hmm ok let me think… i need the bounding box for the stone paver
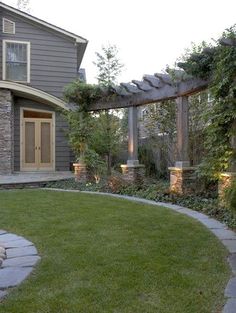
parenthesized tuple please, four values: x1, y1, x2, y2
(223, 299, 236, 313)
(177, 208, 209, 219)
(198, 218, 227, 229)
(225, 277, 236, 297)
(2, 255, 40, 268)
(1, 239, 33, 249)
(0, 233, 22, 242)
(228, 254, 236, 274)
(211, 229, 236, 240)
(156, 202, 184, 211)
(7, 246, 38, 259)
(222, 240, 236, 253)
(0, 267, 33, 288)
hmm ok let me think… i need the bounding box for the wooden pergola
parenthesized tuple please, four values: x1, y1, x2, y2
(79, 38, 235, 193)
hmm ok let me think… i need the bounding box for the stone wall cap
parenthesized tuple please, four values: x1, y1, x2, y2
(168, 166, 197, 171)
(120, 164, 145, 169)
(220, 172, 236, 177)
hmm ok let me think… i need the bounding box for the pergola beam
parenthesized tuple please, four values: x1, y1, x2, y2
(88, 77, 208, 111)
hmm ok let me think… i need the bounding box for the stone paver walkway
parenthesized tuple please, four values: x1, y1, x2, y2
(0, 230, 40, 299)
(0, 171, 73, 185)
(45, 188, 236, 313)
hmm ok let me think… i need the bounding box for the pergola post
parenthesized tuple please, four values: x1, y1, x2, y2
(127, 106, 139, 165)
(121, 106, 145, 184)
(175, 96, 190, 168)
(169, 96, 196, 194)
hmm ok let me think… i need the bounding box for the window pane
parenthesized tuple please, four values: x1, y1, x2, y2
(6, 63, 27, 81)
(23, 110, 52, 119)
(6, 43, 27, 62)
(5, 42, 28, 81)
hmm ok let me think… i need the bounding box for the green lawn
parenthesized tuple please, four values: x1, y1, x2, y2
(0, 190, 230, 313)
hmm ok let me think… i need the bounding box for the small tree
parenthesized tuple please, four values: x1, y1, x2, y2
(94, 44, 123, 87)
(64, 81, 101, 162)
(93, 44, 123, 175)
(17, 0, 30, 12)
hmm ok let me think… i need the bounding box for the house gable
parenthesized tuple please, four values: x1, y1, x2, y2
(0, 3, 88, 99)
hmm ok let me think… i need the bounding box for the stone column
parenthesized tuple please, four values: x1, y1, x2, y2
(0, 89, 14, 174)
(121, 106, 145, 184)
(169, 96, 196, 194)
(73, 162, 87, 183)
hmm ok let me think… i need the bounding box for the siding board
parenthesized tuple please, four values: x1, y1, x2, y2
(1, 9, 79, 98)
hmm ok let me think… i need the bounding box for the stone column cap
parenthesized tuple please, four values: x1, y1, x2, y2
(121, 164, 145, 169)
(220, 172, 236, 177)
(168, 166, 197, 171)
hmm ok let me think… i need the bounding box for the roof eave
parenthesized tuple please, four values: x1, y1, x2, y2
(0, 1, 88, 44)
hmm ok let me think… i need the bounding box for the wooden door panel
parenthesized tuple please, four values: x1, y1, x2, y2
(39, 121, 52, 167)
(22, 120, 37, 169)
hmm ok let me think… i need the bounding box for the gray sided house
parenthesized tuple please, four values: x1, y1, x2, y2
(0, 2, 88, 174)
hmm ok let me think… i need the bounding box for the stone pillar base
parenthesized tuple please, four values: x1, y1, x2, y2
(73, 163, 87, 183)
(218, 172, 236, 205)
(169, 166, 197, 195)
(121, 164, 145, 184)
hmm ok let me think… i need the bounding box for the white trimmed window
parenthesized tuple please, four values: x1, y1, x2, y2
(3, 40, 30, 83)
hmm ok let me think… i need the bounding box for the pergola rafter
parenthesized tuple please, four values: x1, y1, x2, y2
(89, 74, 209, 111)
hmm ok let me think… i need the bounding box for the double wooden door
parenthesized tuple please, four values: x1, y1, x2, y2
(22, 117, 54, 171)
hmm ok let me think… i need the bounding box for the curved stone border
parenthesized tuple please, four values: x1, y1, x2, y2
(45, 188, 236, 313)
(0, 230, 40, 300)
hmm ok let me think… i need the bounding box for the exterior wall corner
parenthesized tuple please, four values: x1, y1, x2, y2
(0, 89, 14, 174)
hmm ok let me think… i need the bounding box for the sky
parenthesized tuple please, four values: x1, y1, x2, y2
(2, 0, 236, 84)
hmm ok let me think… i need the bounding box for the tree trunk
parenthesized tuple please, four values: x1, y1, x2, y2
(107, 152, 112, 176)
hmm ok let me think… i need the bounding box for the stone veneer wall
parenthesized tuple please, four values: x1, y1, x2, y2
(0, 89, 14, 174)
(218, 172, 236, 205)
(73, 163, 88, 183)
(121, 165, 145, 184)
(169, 167, 197, 194)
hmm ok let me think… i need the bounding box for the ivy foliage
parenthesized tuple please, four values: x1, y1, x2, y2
(178, 25, 236, 178)
(64, 81, 103, 111)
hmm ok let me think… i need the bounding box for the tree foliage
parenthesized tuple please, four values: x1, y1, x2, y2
(17, 0, 30, 12)
(94, 44, 123, 86)
(93, 44, 124, 175)
(63, 82, 102, 161)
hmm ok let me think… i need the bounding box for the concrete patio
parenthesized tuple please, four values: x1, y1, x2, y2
(0, 172, 73, 189)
